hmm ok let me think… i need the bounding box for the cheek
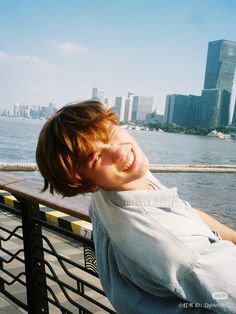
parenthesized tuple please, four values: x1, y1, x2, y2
(97, 165, 116, 178)
(96, 168, 122, 186)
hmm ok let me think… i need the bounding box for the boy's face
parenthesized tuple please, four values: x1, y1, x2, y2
(78, 125, 149, 191)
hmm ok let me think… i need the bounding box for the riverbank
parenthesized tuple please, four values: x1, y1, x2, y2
(147, 121, 236, 136)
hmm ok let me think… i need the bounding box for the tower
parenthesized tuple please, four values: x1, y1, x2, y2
(91, 88, 105, 104)
(232, 99, 236, 125)
(201, 40, 236, 127)
(124, 92, 135, 122)
(114, 96, 125, 121)
(131, 96, 154, 121)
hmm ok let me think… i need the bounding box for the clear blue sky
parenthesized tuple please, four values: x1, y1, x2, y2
(0, 0, 236, 113)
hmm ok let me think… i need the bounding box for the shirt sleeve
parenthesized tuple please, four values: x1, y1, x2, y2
(180, 239, 236, 313)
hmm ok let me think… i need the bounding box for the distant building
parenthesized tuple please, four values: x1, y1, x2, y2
(23, 105, 30, 118)
(131, 96, 154, 121)
(13, 102, 21, 116)
(13, 103, 31, 118)
(188, 95, 202, 127)
(230, 99, 236, 126)
(204, 40, 236, 92)
(92, 88, 105, 104)
(127, 92, 135, 98)
(146, 109, 164, 123)
(200, 39, 236, 127)
(164, 94, 201, 128)
(104, 97, 112, 108)
(30, 105, 40, 119)
(200, 89, 230, 128)
(164, 94, 189, 126)
(114, 96, 125, 121)
(124, 92, 135, 122)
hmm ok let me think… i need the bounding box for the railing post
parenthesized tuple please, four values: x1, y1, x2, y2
(21, 200, 49, 314)
(0, 238, 4, 293)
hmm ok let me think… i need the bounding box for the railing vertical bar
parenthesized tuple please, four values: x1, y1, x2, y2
(0, 237, 5, 293)
(21, 200, 49, 314)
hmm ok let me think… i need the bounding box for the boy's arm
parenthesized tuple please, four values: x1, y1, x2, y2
(196, 208, 236, 244)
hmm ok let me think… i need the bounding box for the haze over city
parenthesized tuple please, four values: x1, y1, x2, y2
(0, 0, 236, 113)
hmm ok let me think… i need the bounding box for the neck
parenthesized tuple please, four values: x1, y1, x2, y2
(103, 177, 154, 191)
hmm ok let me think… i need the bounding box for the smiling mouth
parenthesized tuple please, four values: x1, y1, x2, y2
(123, 151, 135, 172)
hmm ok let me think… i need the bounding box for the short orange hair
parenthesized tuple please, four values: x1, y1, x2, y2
(36, 100, 119, 196)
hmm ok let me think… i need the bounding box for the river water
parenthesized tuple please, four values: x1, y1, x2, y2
(0, 117, 236, 228)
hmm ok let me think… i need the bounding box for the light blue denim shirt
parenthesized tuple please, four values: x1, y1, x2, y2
(89, 172, 236, 313)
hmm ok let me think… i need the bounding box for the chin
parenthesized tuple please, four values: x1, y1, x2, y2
(142, 165, 149, 176)
(142, 156, 149, 171)
(135, 162, 149, 178)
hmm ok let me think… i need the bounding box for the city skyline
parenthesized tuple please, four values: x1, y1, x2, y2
(0, 0, 236, 113)
(164, 40, 236, 128)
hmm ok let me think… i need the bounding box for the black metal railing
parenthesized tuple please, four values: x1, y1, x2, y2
(0, 173, 115, 313)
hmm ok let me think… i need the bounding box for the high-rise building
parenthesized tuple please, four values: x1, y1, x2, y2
(91, 88, 105, 103)
(204, 40, 236, 92)
(114, 96, 125, 121)
(124, 92, 135, 122)
(104, 97, 112, 108)
(232, 99, 236, 125)
(164, 94, 189, 126)
(200, 40, 236, 127)
(164, 94, 202, 127)
(200, 89, 230, 128)
(188, 95, 202, 127)
(131, 96, 154, 121)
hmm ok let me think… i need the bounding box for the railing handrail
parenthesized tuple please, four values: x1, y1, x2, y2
(0, 172, 91, 222)
(1, 162, 236, 173)
(149, 164, 236, 173)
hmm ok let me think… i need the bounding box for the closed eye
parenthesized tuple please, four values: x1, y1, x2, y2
(92, 154, 101, 168)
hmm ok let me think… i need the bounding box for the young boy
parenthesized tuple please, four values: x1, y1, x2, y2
(36, 100, 236, 313)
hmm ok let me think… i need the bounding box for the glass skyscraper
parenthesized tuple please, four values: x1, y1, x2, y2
(204, 40, 236, 92)
(164, 94, 201, 128)
(201, 40, 236, 127)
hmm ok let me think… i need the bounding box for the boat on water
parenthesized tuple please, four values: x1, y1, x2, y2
(132, 125, 141, 130)
(207, 130, 231, 139)
(140, 126, 149, 131)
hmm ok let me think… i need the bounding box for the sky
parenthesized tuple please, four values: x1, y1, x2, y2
(0, 0, 236, 113)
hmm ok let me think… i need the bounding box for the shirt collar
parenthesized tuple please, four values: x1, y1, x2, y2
(99, 187, 179, 208)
